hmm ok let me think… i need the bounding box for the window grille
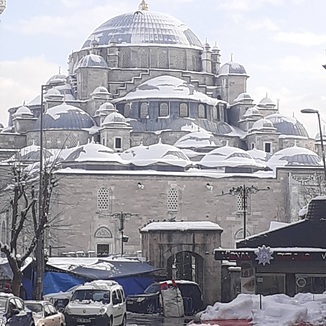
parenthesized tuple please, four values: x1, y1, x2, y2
(167, 187, 179, 212)
(236, 192, 251, 215)
(97, 188, 111, 211)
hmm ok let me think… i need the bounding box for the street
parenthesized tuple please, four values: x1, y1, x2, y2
(127, 312, 194, 325)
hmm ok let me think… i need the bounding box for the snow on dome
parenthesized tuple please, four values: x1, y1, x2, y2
(7, 144, 52, 163)
(219, 61, 247, 75)
(113, 75, 220, 106)
(234, 93, 253, 103)
(90, 86, 111, 98)
(44, 88, 64, 100)
(199, 144, 265, 169)
(249, 118, 276, 132)
(82, 10, 202, 49)
(14, 105, 33, 118)
(64, 142, 126, 164)
(265, 113, 309, 138)
(243, 107, 262, 118)
(258, 96, 275, 107)
(97, 102, 115, 112)
(268, 145, 322, 171)
(34, 103, 95, 130)
(102, 111, 127, 125)
(120, 141, 192, 168)
(141, 221, 222, 232)
(174, 130, 221, 149)
(78, 54, 108, 69)
(46, 74, 67, 86)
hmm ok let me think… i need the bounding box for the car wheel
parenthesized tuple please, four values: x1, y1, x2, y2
(146, 301, 156, 314)
(120, 314, 127, 326)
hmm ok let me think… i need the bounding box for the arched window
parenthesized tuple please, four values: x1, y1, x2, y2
(1, 221, 5, 243)
(159, 103, 169, 117)
(140, 102, 149, 118)
(198, 104, 206, 118)
(179, 103, 188, 117)
(124, 103, 131, 118)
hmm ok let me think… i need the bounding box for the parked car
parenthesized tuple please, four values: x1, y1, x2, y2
(126, 280, 204, 316)
(25, 300, 65, 326)
(64, 280, 127, 326)
(0, 292, 34, 325)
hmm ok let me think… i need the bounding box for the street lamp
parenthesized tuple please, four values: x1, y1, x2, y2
(301, 108, 326, 180)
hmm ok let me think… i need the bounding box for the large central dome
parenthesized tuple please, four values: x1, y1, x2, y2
(82, 10, 202, 49)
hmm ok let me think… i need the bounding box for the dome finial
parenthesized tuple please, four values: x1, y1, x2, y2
(230, 53, 233, 62)
(138, 0, 149, 11)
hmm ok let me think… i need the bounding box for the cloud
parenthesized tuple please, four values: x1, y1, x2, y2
(217, 0, 285, 11)
(274, 32, 326, 46)
(246, 18, 279, 32)
(0, 57, 59, 125)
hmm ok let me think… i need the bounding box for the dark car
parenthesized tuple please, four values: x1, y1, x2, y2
(126, 280, 204, 316)
(0, 293, 34, 325)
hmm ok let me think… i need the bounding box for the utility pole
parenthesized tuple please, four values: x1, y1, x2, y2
(110, 212, 138, 256)
(225, 185, 270, 239)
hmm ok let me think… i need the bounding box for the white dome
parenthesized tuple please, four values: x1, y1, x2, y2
(219, 61, 247, 75)
(14, 105, 33, 118)
(78, 54, 108, 68)
(243, 107, 262, 118)
(234, 93, 253, 103)
(98, 102, 115, 112)
(174, 130, 221, 149)
(103, 111, 127, 125)
(91, 86, 111, 98)
(250, 118, 276, 132)
(268, 145, 322, 171)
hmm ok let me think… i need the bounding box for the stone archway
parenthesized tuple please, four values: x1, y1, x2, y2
(140, 221, 223, 305)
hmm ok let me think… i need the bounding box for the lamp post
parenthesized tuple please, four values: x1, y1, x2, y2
(301, 108, 326, 180)
(226, 185, 270, 239)
(35, 84, 47, 300)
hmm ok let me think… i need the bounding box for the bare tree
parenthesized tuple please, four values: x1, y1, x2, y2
(0, 161, 57, 296)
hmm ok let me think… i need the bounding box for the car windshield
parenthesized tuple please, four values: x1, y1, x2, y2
(71, 289, 110, 303)
(144, 283, 161, 294)
(0, 298, 6, 312)
(25, 303, 43, 313)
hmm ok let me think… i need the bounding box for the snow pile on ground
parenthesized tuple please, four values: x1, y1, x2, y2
(199, 293, 326, 325)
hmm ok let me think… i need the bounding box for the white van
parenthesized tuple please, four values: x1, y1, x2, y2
(64, 280, 126, 326)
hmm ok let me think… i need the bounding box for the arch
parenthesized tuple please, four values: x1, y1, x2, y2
(94, 226, 112, 238)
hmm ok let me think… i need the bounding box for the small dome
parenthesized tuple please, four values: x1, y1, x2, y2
(243, 107, 262, 118)
(102, 111, 128, 125)
(258, 96, 275, 107)
(14, 105, 33, 118)
(77, 54, 108, 69)
(34, 103, 95, 130)
(46, 74, 67, 86)
(265, 114, 309, 138)
(8, 144, 52, 163)
(219, 61, 247, 75)
(98, 102, 115, 112)
(268, 146, 322, 170)
(44, 88, 64, 100)
(250, 118, 276, 132)
(90, 86, 111, 98)
(234, 93, 253, 103)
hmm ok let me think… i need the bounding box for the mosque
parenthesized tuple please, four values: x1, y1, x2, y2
(0, 1, 324, 289)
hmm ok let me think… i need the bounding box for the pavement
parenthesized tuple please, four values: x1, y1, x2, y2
(127, 312, 194, 325)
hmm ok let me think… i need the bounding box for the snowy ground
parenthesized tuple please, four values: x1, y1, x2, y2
(193, 293, 326, 326)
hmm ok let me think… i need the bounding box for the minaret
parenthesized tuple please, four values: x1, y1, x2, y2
(0, 0, 6, 15)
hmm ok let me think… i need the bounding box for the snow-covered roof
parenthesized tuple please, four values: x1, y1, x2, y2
(249, 118, 277, 133)
(265, 113, 309, 138)
(102, 111, 129, 126)
(268, 145, 322, 170)
(90, 86, 111, 98)
(141, 221, 222, 232)
(64, 142, 127, 164)
(82, 10, 202, 49)
(199, 145, 265, 169)
(120, 141, 192, 168)
(6, 144, 53, 163)
(174, 130, 221, 149)
(113, 75, 220, 106)
(246, 148, 271, 162)
(243, 107, 261, 118)
(258, 95, 275, 107)
(234, 93, 253, 103)
(14, 105, 33, 118)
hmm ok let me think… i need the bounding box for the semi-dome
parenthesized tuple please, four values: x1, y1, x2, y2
(34, 103, 95, 130)
(265, 114, 309, 138)
(268, 146, 322, 170)
(82, 10, 202, 49)
(219, 61, 247, 75)
(77, 54, 108, 69)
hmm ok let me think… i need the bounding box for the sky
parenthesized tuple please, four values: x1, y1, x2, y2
(1, 0, 326, 137)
